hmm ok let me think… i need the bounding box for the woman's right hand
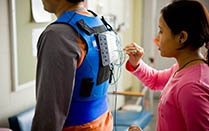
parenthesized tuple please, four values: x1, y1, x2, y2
(123, 43, 144, 68)
(128, 125, 143, 131)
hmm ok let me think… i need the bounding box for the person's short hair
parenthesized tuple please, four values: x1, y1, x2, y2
(67, 0, 84, 3)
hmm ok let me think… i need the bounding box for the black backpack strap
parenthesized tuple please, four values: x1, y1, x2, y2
(76, 19, 96, 35)
(76, 19, 107, 35)
(101, 16, 114, 31)
(88, 10, 114, 31)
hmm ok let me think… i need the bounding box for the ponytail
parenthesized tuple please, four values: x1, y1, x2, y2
(202, 4, 209, 65)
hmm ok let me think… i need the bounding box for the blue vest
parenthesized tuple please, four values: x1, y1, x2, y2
(55, 10, 111, 126)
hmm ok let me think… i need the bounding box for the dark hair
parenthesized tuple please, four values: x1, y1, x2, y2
(67, 0, 84, 3)
(161, 0, 209, 64)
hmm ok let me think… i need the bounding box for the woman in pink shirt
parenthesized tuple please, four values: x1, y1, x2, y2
(124, 1, 209, 131)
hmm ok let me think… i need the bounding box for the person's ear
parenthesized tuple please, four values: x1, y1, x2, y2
(178, 31, 188, 44)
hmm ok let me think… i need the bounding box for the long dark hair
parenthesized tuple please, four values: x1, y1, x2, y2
(161, 0, 209, 65)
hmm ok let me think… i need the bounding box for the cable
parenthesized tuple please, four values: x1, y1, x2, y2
(109, 33, 127, 85)
(111, 67, 118, 131)
(108, 33, 127, 131)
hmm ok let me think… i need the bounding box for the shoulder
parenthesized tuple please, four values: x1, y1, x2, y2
(176, 64, 209, 83)
(37, 23, 82, 57)
(39, 23, 79, 46)
(44, 23, 77, 36)
(179, 64, 209, 87)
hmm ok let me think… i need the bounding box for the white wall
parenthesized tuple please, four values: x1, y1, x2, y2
(142, 0, 176, 70)
(0, 0, 36, 127)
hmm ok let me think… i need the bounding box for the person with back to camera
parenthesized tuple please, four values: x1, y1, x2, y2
(31, 0, 114, 130)
(124, 0, 209, 131)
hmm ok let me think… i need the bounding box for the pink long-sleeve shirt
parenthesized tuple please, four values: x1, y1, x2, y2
(126, 60, 209, 131)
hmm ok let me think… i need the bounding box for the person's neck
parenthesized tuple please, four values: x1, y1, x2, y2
(55, 2, 84, 18)
(174, 50, 205, 76)
(176, 50, 204, 68)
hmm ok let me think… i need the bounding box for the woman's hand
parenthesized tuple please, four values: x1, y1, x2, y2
(128, 125, 143, 131)
(123, 43, 144, 68)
